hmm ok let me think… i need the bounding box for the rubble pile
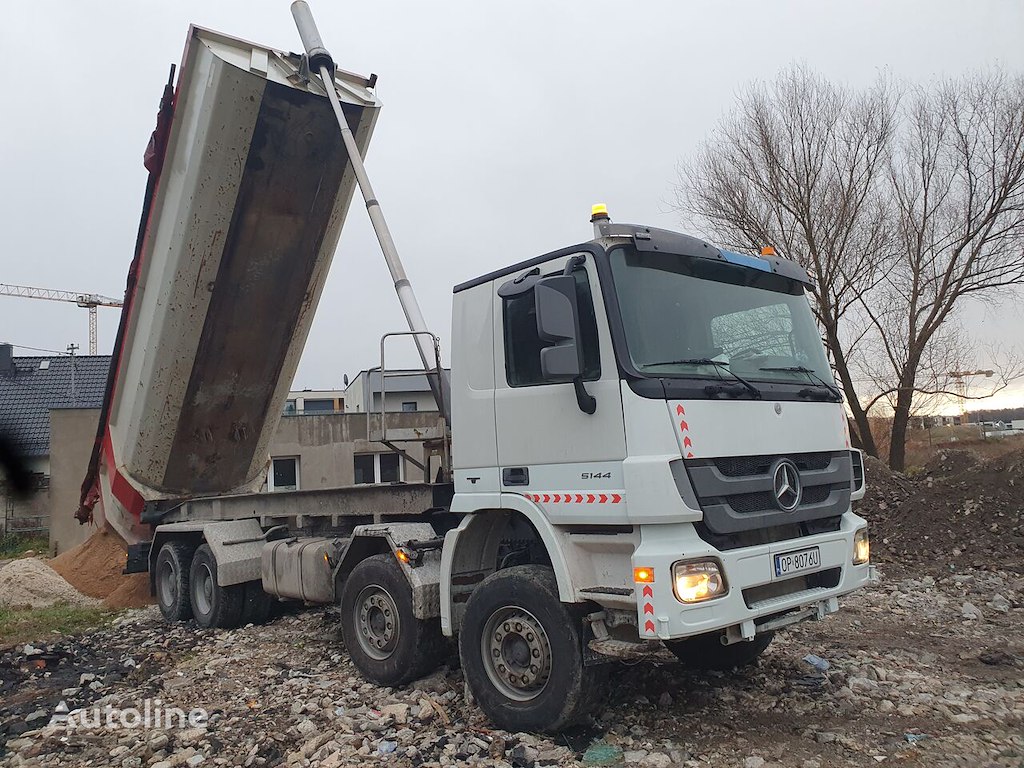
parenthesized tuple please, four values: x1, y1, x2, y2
(858, 449, 1024, 574)
(1, 571, 1021, 767)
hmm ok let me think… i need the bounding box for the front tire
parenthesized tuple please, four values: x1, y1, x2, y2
(665, 630, 774, 670)
(339, 554, 446, 687)
(155, 541, 194, 622)
(189, 544, 245, 629)
(459, 565, 606, 732)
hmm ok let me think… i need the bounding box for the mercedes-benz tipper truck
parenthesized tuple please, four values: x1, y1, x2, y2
(76, 3, 876, 732)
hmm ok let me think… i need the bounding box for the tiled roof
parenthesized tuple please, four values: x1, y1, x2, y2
(0, 355, 110, 457)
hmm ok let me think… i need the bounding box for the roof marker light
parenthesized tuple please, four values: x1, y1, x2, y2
(761, 246, 776, 257)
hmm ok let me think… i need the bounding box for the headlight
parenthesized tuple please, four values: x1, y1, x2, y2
(672, 560, 727, 603)
(853, 528, 870, 565)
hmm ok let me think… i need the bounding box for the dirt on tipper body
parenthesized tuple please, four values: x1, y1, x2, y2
(857, 448, 1024, 575)
(0, 559, 98, 610)
(49, 527, 153, 610)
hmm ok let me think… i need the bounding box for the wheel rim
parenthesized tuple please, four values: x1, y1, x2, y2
(194, 562, 214, 616)
(480, 605, 552, 702)
(157, 558, 177, 608)
(354, 584, 400, 660)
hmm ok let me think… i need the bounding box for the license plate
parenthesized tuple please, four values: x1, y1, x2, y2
(774, 546, 821, 578)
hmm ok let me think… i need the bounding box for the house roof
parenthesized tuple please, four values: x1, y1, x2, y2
(0, 354, 110, 457)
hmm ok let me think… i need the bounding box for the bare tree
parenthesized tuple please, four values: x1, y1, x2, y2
(674, 64, 898, 456)
(676, 66, 1024, 469)
(864, 71, 1024, 470)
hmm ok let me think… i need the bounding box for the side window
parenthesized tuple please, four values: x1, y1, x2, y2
(502, 267, 601, 387)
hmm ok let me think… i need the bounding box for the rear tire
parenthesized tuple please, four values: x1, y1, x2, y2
(155, 541, 195, 622)
(459, 565, 607, 732)
(188, 544, 245, 629)
(665, 630, 774, 670)
(339, 554, 446, 687)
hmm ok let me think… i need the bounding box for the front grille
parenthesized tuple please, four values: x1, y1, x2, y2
(710, 483, 838, 516)
(712, 452, 832, 477)
(851, 450, 864, 492)
(684, 450, 854, 536)
(694, 517, 841, 551)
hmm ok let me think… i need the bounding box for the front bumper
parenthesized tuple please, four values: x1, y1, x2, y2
(631, 512, 877, 641)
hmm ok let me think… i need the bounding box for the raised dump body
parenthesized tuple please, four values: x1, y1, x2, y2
(81, 26, 381, 544)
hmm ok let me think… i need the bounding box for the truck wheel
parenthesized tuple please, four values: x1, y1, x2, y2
(665, 630, 774, 670)
(339, 554, 446, 687)
(459, 565, 607, 733)
(240, 580, 274, 626)
(189, 544, 245, 629)
(155, 541, 195, 622)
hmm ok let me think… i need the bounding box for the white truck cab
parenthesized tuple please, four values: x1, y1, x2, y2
(442, 210, 874, 683)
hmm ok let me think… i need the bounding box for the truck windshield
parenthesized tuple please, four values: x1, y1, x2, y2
(608, 246, 833, 387)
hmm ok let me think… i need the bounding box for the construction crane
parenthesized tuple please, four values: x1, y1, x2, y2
(947, 369, 995, 423)
(0, 283, 123, 355)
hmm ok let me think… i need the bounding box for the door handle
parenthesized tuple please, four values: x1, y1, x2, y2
(502, 467, 529, 486)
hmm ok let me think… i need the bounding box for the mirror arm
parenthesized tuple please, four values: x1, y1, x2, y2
(573, 377, 597, 415)
(563, 253, 586, 276)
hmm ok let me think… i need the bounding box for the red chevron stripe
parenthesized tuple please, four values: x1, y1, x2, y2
(645, 620, 656, 633)
(642, 585, 654, 598)
(586, 494, 595, 503)
(676, 404, 685, 415)
(610, 493, 622, 503)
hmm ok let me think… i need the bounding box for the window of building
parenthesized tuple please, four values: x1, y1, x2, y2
(502, 265, 601, 387)
(353, 452, 403, 484)
(269, 457, 299, 492)
(401, 401, 418, 412)
(353, 454, 375, 484)
(303, 398, 335, 413)
(283, 399, 297, 415)
(379, 453, 400, 482)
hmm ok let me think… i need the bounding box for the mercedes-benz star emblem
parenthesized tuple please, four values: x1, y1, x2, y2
(772, 459, 802, 511)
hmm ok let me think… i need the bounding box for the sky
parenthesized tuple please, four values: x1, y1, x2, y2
(1, 1, 1022, 413)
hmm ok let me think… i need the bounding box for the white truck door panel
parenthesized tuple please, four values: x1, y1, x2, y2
(492, 255, 626, 507)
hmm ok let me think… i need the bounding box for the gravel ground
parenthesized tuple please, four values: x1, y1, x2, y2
(1, 564, 1021, 768)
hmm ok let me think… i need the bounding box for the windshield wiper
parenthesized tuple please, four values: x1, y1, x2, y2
(645, 358, 762, 399)
(758, 366, 842, 401)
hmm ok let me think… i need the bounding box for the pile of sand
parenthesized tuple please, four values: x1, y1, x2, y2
(0, 558, 99, 609)
(50, 527, 154, 609)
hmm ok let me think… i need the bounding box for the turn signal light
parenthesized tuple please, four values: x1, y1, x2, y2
(395, 548, 411, 564)
(633, 566, 655, 584)
(761, 246, 776, 256)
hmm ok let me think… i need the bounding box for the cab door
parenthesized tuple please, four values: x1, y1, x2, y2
(492, 249, 627, 523)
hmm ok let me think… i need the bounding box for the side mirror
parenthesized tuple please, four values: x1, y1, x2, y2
(535, 275, 583, 381)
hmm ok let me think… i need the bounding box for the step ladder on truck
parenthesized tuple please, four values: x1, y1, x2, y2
(77, 2, 877, 732)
